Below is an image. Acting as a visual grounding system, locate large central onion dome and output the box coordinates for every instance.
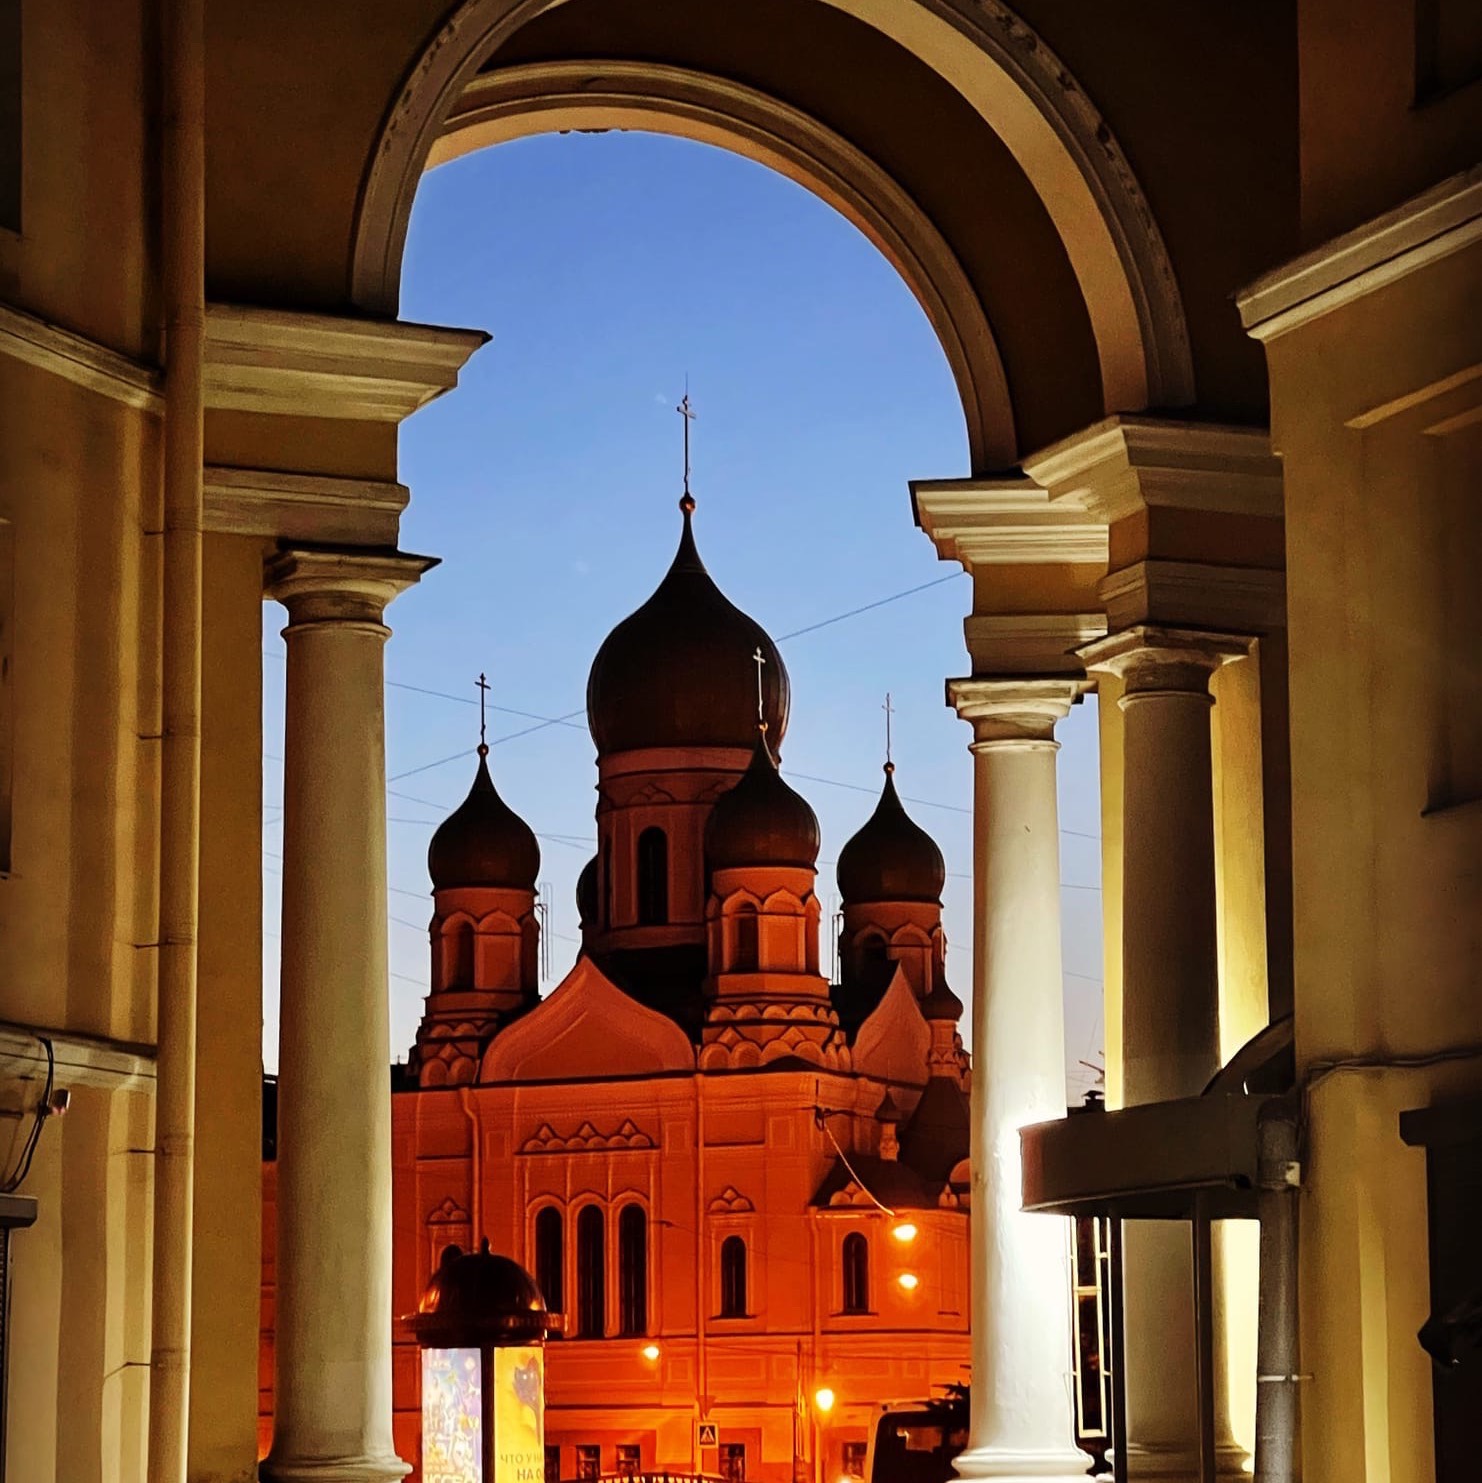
[428,749,541,892]
[836,763,946,904]
[587,496,789,755]
[705,731,820,871]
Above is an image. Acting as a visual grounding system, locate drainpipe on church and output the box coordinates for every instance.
[147,0,206,1479]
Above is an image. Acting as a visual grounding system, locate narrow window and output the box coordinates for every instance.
[637,826,668,925]
[719,1234,748,1317]
[448,919,475,987]
[535,1206,564,1316]
[618,1204,648,1336]
[575,1445,601,1481]
[842,1231,870,1313]
[601,837,613,929]
[544,1445,561,1483]
[733,903,759,971]
[616,1444,641,1477]
[843,1441,868,1479]
[576,1205,605,1338]
[720,1443,746,1482]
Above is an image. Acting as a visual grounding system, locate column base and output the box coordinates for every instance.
[951,1443,1091,1482]
[1121,1441,1248,1481]
[261,1452,411,1483]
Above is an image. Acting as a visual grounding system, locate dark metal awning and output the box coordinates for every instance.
[1020,1093,1274,1220]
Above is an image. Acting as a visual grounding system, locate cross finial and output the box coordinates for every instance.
[677,385,697,513]
[476,671,491,756]
[883,692,895,772]
[752,646,767,733]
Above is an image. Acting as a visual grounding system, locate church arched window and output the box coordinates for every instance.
[720,1235,748,1317]
[444,918,475,988]
[576,1204,605,1338]
[534,1205,563,1316]
[617,1203,648,1336]
[637,827,668,925]
[842,1231,870,1313]
[733,902,759,971]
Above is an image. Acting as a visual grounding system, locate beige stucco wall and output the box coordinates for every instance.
[1262,232,1482,1483]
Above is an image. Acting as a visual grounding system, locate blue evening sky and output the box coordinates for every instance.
[261,132,1104,1092]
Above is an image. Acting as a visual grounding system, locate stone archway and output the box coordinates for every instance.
[350,0,1194,464]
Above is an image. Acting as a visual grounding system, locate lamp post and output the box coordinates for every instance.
[408,1240,562,1483]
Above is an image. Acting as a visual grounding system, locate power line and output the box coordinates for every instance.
[775,572,963,642]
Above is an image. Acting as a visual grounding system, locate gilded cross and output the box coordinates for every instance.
[752,646,767,728]
[883,691,895,766]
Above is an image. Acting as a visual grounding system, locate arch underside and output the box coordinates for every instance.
[352,0,1196,465]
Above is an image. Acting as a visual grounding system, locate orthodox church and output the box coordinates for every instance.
[261,493,974,1481]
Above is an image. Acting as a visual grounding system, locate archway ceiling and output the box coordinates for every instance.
[465,0,1103,459]
[204,0,1297,453]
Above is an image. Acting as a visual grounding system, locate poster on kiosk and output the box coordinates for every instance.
[422,1346,547,1483]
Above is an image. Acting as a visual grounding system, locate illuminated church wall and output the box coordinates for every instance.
[261,498,974,1481]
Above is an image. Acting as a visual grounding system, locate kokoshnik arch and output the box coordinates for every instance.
[7,2,1480,1483]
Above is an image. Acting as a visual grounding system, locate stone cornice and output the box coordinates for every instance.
[204,303,489,421]
[204,466,409,545]
[962,612,1107,676]
[0,300,162,412]
[1100,560,1287,633]
[947,676,1084,744]
[912,476,1108,567]
[1238,165,1482,342]
[1022,416,1282,525]
[264,545,439,621]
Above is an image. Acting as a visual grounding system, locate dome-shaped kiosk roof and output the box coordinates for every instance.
[586,497,789,755]
[836,764,946,905]
[407,1240,558,1347]
[705,731,820,872]
[428,749,540,892]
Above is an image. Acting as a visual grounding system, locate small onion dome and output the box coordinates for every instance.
[705,731,820,871]
[576,853,598,927]
[586,498,789,755]
[406,1239,560,1348]
[427,750,540,892]
[836,764,946,905]
[921,977,964,1022]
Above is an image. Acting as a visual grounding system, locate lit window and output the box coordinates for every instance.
[576,1445,600,1481]
[843,1441,867,1479]
[616,1444,641,1477]
[720,1443,746,1482]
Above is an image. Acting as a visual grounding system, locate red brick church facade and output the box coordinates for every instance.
[261,497,974,1481]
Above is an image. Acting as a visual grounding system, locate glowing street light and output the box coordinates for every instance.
[897,1271,920,1292]
[641,1342,661,1362]
[813,1386,836,1414]
[890,1221,918,1243]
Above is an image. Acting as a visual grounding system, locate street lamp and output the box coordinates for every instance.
[813,1387,835,1414]
[408,1240,561,1483]
[897,1272,919,1292]
[890,1221,918,1243]
[642,1342,661,1363]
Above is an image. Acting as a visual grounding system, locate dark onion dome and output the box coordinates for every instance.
[836,763,946,904]
[705,731,820,871]
[576,853,598,927]
[406,1240,559,1346]
[586,496,789,755]
[427,749,540,892]
[921,976,964,1022]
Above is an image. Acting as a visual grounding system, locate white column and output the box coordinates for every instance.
[262,547,435,1483]
[949,679,1089,1483]
[1078,626,1248,1482]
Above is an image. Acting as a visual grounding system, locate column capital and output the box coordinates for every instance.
[948,676,1083,746]
[1076,623,1250,697]
[265,546,438,625]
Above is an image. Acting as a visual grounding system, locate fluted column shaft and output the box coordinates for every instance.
[950,679,1088,1483]
[1079,627,1248,1482]
[263,547,434,1483]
